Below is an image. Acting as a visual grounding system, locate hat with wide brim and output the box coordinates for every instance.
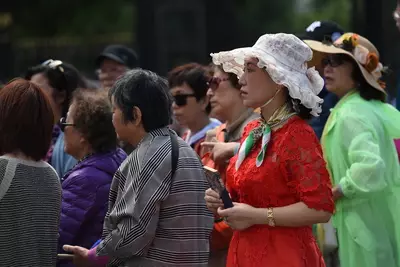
[305,33,385,93]
[211,33,325,117]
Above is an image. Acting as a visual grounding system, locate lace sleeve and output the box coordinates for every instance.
[282,124,334,213]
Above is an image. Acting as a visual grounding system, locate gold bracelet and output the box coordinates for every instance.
[266,207,275,227]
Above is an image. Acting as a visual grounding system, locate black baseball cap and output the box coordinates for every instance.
[96,44,139,69]
[297,21,344,43]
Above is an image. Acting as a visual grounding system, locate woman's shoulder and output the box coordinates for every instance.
[242,119,261,135]
[0,157,60,186]
[278,116,319,144]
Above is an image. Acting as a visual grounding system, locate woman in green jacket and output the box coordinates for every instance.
[306,33,400,267]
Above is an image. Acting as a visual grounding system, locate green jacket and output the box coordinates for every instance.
[322,90,400,267]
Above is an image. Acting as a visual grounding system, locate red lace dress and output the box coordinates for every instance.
[225,117,334,267]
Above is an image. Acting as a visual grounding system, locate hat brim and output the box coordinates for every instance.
[96,53,125,67]
[305,40,385,93]
[296,33,311,41]
[211,46,324,116]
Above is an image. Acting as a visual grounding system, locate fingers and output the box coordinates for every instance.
[204,196,223,210]
[217,206,233,217]
[63,245,87,256]
[205,202,223,211]
[201,142,217,148]
[205,188,221,198]
[205,188,223,212]
[204,195,223,205]
[63,245,75,253]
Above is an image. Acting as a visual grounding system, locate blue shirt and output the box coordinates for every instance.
[51,132,77,178]
[309,87,338,140]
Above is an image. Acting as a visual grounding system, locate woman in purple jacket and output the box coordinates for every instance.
[57,89,126,266]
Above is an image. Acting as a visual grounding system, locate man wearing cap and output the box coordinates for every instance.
[96,44,139,90]
[298,20,344,140]
[96,45,139,154]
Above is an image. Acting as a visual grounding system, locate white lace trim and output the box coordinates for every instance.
[211,33,324,116]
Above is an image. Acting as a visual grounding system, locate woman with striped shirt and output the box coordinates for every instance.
[64,69,214,266]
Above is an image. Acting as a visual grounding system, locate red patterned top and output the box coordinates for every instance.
[225,116,334,267]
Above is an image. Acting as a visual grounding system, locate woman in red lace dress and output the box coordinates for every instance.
[205,33,334,267]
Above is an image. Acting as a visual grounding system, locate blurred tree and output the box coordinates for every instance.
[231,0,351,47]
[233,0,296,46]
[11,0,134,38]
[294,0,351,32]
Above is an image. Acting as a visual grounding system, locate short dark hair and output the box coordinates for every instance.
[109,69,172,132]
[71,89,117,153]
[0,79,54,161]
[25,61,85,118]
[350,58,386,102]
[168,63,212,113]
[290,98,313,120]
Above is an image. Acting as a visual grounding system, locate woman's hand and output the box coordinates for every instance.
[201,142,239,165]
[217,203,256,230]
[63,245,92,267]
[332,186,344,201]
[204,188,224,214]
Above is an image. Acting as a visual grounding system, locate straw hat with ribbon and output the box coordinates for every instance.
[305,33,386,92]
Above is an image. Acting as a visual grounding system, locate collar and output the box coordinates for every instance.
[185,119,221,146]
[321,89,357,140]
[224,109,254,134]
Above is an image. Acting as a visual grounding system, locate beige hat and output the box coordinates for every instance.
[305,33,385,93]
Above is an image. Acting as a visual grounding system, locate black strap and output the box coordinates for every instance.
[169,130,179,178]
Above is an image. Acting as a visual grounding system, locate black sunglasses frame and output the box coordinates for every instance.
[59,117,75,132]
[173,94,196,107]
[321,54,347,68]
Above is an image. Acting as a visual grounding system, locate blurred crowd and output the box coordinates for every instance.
[1,2,400,267]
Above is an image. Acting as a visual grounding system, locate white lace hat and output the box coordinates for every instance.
[210,33,324,116]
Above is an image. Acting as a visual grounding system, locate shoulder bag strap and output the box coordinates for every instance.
[169,130,179,178]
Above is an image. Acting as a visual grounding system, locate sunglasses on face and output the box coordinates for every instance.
[207,77,230,91]
[59,117,75,132]
[321,55,347,68]
[173,94,196,107]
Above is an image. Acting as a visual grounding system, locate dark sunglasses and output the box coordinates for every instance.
[59,117,75,132]
[207,77,230,90]
[173,94,196,107]
[321,55,347,68]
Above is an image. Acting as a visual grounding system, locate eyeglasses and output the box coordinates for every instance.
[59,117,75,132]
[42,59,65,73]
[207,77,230,90]
[173,94,196,107]
[321,55,346,68]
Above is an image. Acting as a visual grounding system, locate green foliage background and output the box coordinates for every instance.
[12,0,351,42]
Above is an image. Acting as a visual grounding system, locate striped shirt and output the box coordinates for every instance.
[96,128,214,266]
[0,156,61,267]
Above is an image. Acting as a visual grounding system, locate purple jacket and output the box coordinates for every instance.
[58,149,127,258]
